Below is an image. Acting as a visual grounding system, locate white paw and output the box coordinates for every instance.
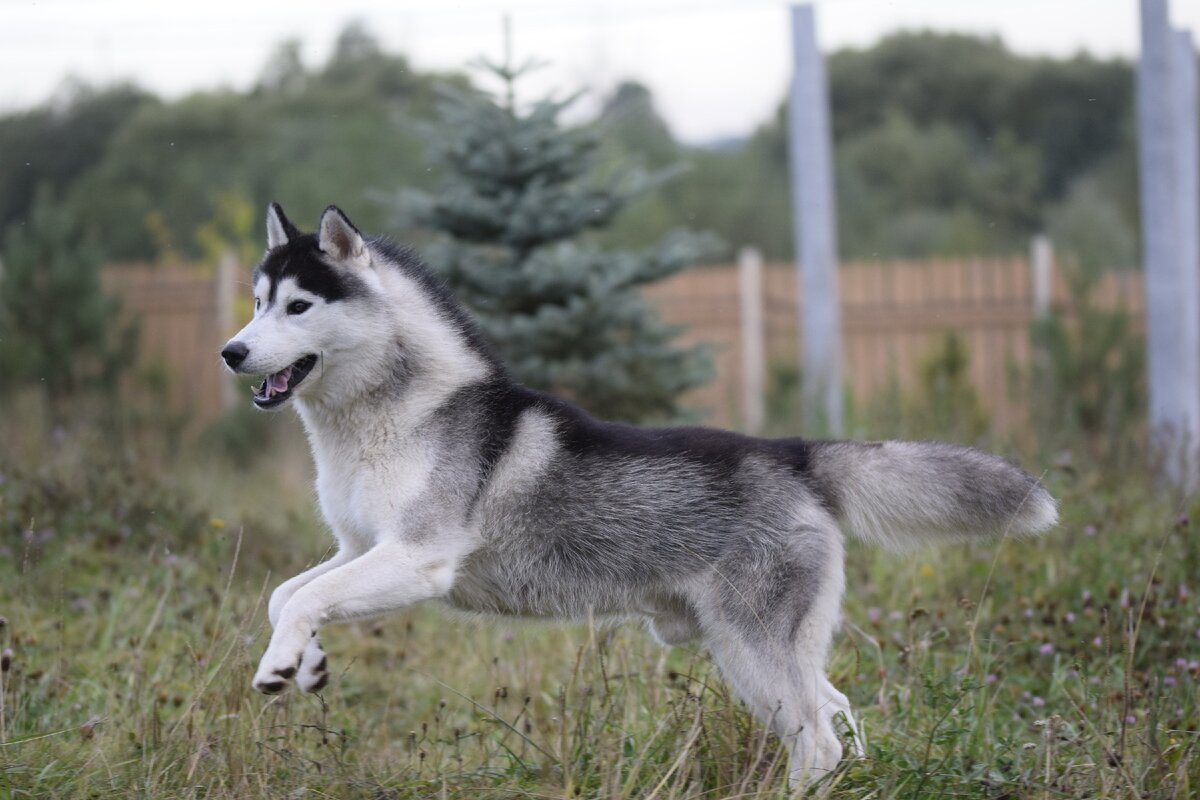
[252,646,305,694]
[788,695,861,788]
[812,731,845,776]
[787,733,843,790]
[295,636,330,693]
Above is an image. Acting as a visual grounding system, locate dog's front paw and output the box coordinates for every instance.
[252,651,303,694]
[295,636,329,693]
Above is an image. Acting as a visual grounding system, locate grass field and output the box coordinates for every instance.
[2,441,1198,799]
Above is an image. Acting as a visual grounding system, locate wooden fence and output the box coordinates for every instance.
[647,256,1144,432]
[102,260,234,428]
[102,256,1144,434]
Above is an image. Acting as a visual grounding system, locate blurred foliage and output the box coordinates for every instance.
[0,188,136,419]
[199,395,296,469]
[604,32,1136,262]
[1045,171,1139,273]
[195,189,262,269]
[0,28,1139,267]
[0,25,461,263]
[0,80,155,236]
[1025,263,1145,460]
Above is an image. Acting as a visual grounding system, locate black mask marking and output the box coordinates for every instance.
[253,233,366,305]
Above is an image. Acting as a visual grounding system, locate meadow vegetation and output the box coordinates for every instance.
[1,404,1197,799]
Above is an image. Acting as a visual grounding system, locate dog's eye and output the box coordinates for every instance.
[287,300,312,315]
[254,297,261,311]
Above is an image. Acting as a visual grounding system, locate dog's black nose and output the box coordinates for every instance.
[221,341,249,369]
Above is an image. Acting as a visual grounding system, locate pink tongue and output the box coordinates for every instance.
[269,369,291,395]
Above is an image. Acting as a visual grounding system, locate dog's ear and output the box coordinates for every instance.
[318,205,368,268]
[266,202,301,249]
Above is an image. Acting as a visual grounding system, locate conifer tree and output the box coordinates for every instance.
[399,59,716,423]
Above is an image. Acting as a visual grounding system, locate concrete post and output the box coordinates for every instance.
[1171,28,1200,488]
[1137,0,1200,490]
[787,3,843,435]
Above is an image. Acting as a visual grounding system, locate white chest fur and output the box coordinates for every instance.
[302,408,436,549]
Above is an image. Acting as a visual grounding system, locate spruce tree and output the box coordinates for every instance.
[399,59,715,423]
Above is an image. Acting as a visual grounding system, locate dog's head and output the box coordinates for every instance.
[221,203,495,412]
[220,203,393,411]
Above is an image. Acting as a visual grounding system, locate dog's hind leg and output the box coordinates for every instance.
[697,519,860,789]
[647,596,702,646]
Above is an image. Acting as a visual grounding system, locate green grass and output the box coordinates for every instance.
[1,450,1198,799]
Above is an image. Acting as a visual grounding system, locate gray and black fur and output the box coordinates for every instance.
[222,204,1058,787]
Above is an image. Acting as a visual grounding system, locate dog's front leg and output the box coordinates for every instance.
[268,549,357,629]
[252,540,457,694]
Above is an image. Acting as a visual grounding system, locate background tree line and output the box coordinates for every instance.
[0,26,1139,271]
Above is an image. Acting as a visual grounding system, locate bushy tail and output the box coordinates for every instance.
[808,440,1058,550]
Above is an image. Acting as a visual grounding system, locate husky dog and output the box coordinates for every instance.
[221,203,1057,786]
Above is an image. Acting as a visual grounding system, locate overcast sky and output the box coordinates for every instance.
[4,0,1200,143]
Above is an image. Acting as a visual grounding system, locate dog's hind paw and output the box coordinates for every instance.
[295,637,329,693]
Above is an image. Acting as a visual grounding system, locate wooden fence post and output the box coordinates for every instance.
[1031,235,1054,317]
[788,3,843,435]
[738,247,766,434]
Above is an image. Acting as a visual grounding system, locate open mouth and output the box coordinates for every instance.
[253,354,318,409]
